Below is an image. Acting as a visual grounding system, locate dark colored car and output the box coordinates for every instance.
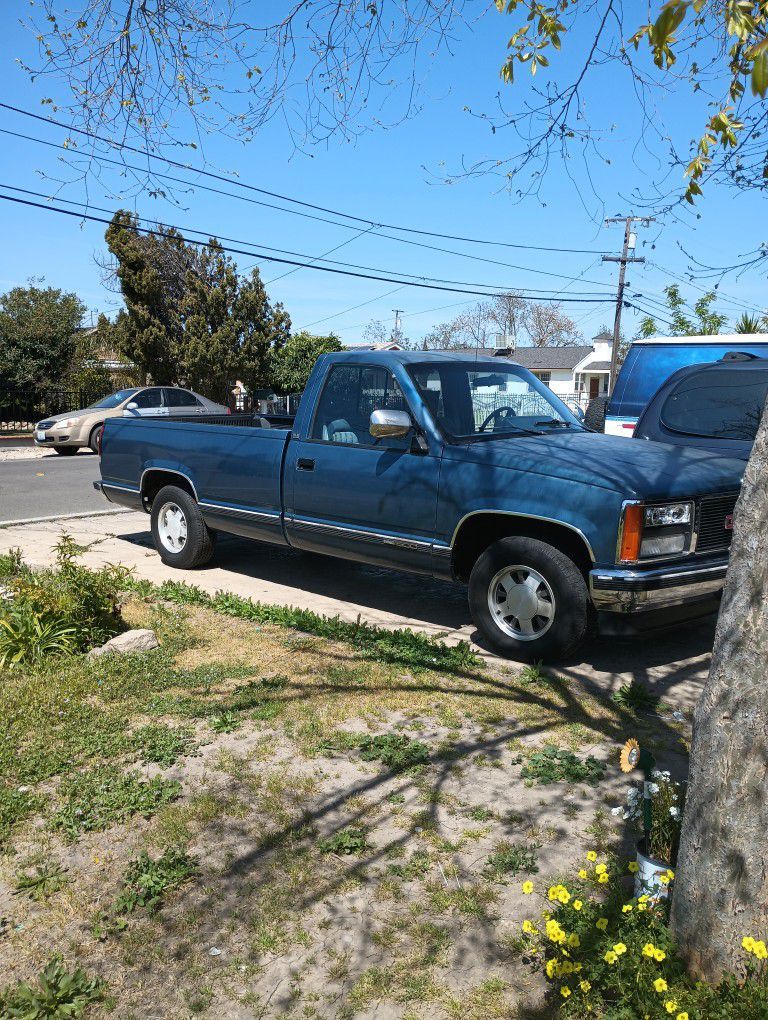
[634,353,768,460]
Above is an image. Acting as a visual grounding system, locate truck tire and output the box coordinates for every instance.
[584,395,608,433]
[150,485,216,569]
[468,536,590,662]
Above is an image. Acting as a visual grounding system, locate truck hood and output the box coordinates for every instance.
[444,430,744,500]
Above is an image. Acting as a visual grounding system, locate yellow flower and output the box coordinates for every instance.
[522,920,537,935]
[598,872,609,884]
[677,1014,689,1020]
[659,869,675,885]
[580,980,591,992]
[522,881,534,894]
[578,869,588,880]
[638,902,648,912]
[754,940,768,959]
[638,894,649,903]
[643,943,656,957]
[586,851,597,862]
[560,986,571,999]
[613,943,627,956]
[568,933,580,948]
[654,948,667,962]
[548,885,559,901]
[653,978,669,994]
[622,904,633,913]
[595,917,608,931]
[604,950,618,964]
[595,863,607,875]
[557,889,571,904]
[545,958,558,979]
[573,963,582,973]
[742,936,756,953]
[572,899,583,911]
[664,1003,678,1015]
[628,861,639,873]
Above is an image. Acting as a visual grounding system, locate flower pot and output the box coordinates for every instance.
[634,839,671,900]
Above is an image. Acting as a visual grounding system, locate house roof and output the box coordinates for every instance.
[587,360,612,371]
[509,346,594,370]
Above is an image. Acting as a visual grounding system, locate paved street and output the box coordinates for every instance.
[0,510,716,712]
[0,451,121,523]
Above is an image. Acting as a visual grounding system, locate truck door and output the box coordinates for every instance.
[286,363,440,574]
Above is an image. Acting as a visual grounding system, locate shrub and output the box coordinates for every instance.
[612,768,685,865]
[520,746,606,786]
[0,958,104,1018]
[114,847,197,915]
[2,538,127,654]
[358,734,430,772]
[518,854,768,1018]
[0,602,76,667]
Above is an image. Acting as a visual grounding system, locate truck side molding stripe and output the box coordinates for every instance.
[290,516,443,552]
[448,510,596,562]
[199,501,281,522]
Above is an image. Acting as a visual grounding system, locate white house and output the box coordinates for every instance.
[502,331,614,406]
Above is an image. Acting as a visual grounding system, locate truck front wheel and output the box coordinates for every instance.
[468,536,590,662]
[150,485,215,569]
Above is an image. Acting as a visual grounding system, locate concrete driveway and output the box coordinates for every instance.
[0,510,716,711]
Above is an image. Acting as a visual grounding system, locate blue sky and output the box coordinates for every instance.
[0,5,764,348]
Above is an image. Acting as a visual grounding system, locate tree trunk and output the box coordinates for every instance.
[670,399,768,980]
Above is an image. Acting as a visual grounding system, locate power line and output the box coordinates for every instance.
[0,125,618,290]
[0,101,613,256]
[299,287,409,330]
[0,191,620,303]
[0,182,615,298]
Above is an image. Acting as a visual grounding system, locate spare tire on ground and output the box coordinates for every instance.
[584,395,608,433]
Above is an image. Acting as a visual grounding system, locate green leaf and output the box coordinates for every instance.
[751,52,768,97]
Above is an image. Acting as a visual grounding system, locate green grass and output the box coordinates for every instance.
[51,766,181,839]
[0,785,44,847]
[128,577,479,673]
[131,724,195,766]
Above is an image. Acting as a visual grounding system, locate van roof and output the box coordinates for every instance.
[633,334,768,345]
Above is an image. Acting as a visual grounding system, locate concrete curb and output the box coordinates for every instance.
[0,508,131,528]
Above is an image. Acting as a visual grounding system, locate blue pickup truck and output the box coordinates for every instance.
[96,350,744,661]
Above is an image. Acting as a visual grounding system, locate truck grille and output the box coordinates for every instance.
[697,493,739,554]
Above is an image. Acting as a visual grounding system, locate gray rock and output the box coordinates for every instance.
[88,628,159,658]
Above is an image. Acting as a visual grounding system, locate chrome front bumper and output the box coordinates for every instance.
[589,558,728,614]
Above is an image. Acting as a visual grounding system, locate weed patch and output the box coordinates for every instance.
[114,847,197,915]
[520,746,606,786]
[131,724,195,767]
[51,766,181,839]
[358,733,430,772]
[0,785,43,846]
[484,841,540,881]
[612,679,660,713]
[0,958,104,1018]
[14,863,68,901]
[317,826,370,856]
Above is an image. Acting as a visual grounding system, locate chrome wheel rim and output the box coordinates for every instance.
[487,564,555,641]
[158,502,187,553]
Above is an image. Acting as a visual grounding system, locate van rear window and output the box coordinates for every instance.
[661,367,768,440]
[608,343,768,419]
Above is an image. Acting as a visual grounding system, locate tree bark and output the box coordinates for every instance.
[670,399,768,980]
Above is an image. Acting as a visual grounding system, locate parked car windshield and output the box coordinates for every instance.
[88,388,139,409]
[660,367,768,441]
[408,361,582,440]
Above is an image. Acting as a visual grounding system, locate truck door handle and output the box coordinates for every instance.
[297,458,315,471]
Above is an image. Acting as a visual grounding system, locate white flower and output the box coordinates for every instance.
[611,806,623,816]
[647,782,660,795]
[669,807,680,818]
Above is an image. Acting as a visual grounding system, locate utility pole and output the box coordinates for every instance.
[392,308,404,345]
[603,216,655,394]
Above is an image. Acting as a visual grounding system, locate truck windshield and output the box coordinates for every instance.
[661,367,768,440]
[408,362,582,440]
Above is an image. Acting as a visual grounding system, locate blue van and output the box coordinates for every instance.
[605,335,768,436]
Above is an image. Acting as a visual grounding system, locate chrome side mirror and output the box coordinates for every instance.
[369,408,412,439]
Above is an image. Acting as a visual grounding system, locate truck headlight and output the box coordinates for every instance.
[619,501,694,563]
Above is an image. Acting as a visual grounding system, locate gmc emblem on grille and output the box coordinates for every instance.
[724,513,734,531]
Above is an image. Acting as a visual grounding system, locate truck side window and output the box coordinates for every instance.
[312,365,409,446]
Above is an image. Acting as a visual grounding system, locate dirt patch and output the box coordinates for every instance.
[0,601,691,1018]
